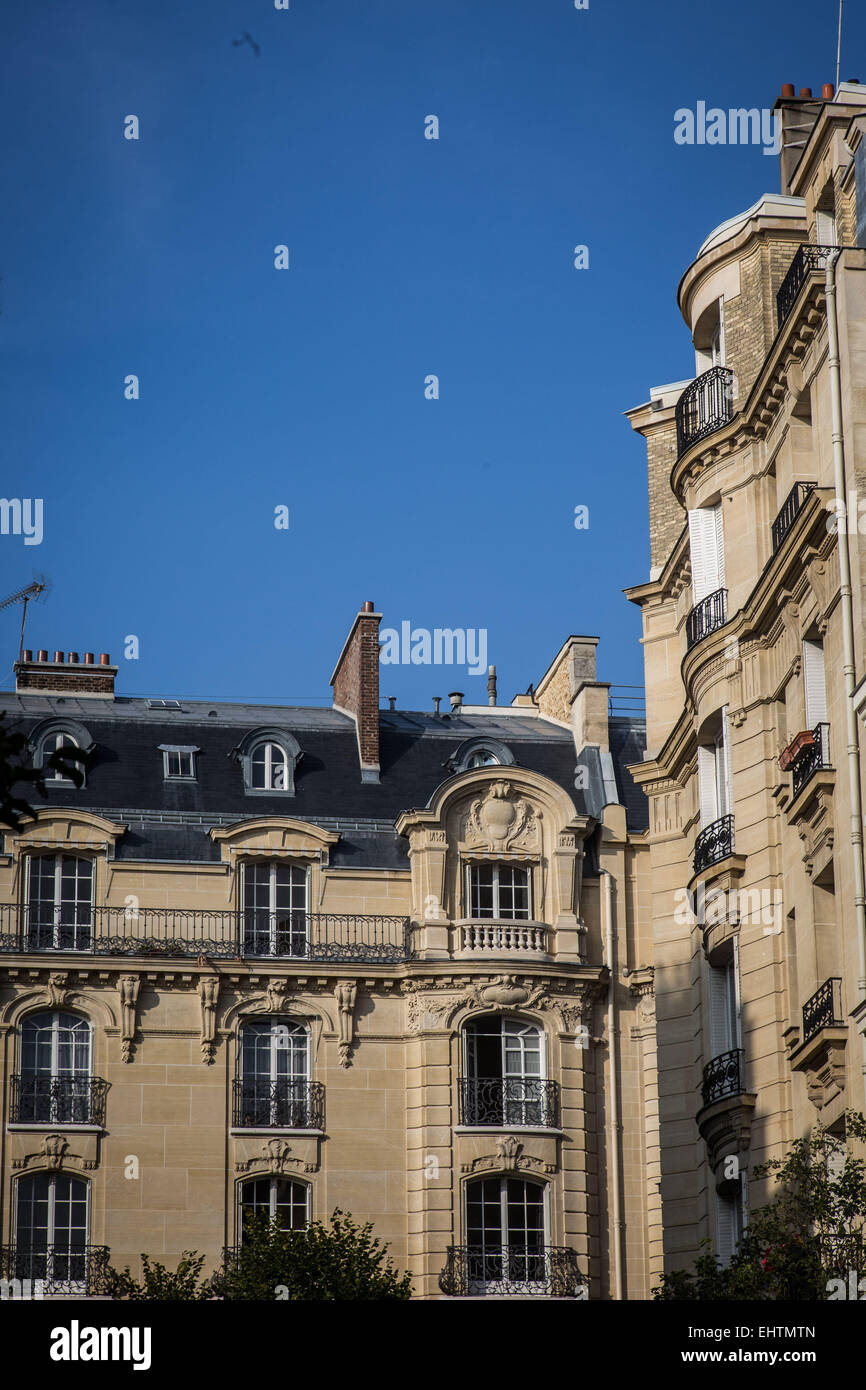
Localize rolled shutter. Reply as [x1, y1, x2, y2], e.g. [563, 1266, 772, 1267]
[803, 640, 827, 727]
[698, 744, 718, 827]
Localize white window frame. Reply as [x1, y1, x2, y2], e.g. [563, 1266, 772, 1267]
[159, 745, 198, 780]
[13, 1172, 91, 1293]
[41, 732, 80, 784]
[463, 1175, 550, 1293]
[238, 1176, 310, 1238]
[465, 862, 532, 921]
[25, 854, 94, 952]
[250, 741, 290, 791]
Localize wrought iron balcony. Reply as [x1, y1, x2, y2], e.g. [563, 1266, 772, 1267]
[459, 1077, 560, 1129]
[701, 1048, 745, 1107]
[686, 588, 727, 650]
[791, 723, 831, 800]
[439, 1244, 582, 1297]
[675, 366, 734, 458]
[10, 1075, 109, 1127]
[0, 1244, 114, 1296]
[692, 814, 734, 876]
[0, 905, 411, 963]
[776, 244, 837, 330]
[232, 1079, 324, 1129]
[772, 481, 817, 552]
[802, 977, 843, 1044]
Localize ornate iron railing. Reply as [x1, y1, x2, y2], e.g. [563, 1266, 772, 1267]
[439, 1244, 582, 1297]
[701, 1048, 745, 1107]
[459, 1077, 560, 1128]
[772, 481, 817, 552]
[802, 977, 843, 1043]
[0, 905, 411, 963]
[0, 1244, 114, 1296]
[232, 1079, 324, 1129]
[819, 1231, 865, 1277]
[460, 923, 548, 953]
[686, 588, 727, 651]
[675, 366, 734, 458]
[10, 1075, 109, 1127]
[791, 723, 831, 800]
[776, 244, 837, 329]
[693, 814, 734, 876]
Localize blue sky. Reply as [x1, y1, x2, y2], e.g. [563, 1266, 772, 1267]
[2, 0, 863, 708]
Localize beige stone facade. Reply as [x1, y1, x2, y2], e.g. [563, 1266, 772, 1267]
[626, 83, 866, 1274]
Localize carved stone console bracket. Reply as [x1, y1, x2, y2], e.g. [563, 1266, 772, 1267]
[334, 980, 358, 1067]
[117, 974, 141, 1063]
[199, 975, 220, 1064]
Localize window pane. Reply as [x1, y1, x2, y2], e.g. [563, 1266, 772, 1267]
[470, 864, 495, 918]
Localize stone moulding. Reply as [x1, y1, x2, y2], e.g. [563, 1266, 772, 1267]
[696, 1091, 757, 1177]
[789, 1025, 848, 1112]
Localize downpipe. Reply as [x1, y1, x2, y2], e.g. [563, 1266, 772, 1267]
[602, 869, 624, 1299]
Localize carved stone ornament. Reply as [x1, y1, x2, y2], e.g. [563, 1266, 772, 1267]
[12, 1133, 97, 1172]
[47, 973, 70, 1009]
[266, 978, 291, 1013]
[199, 976, 220, 1064]
[334, 980, 358, 1067]
[461, 1136, 556, 1177]
[117, 974, 141, 1063]
[235, 1137, 317, 1176]
[462, 782, 541, 851]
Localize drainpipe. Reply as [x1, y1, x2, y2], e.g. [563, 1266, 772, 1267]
[602, 869, 624, 1299]
[825, 252, 866, 1083]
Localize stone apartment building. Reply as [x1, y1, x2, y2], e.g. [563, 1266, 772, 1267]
[626, 80, 866, 1273]
[0, 606, 655, 1299]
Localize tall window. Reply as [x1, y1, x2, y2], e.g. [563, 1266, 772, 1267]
[467, 863, 531, 920]
[465, 1177, 547, 1291]
[708, 942, 740, 1059]
[238, 1020, 311, 1128]
[463, 1017, 547, 1126]
[240, 1178, 309, 1238]
[715, 1174, 747, 1264]
[250, 742, 290, 790]
[19, 1012, 92, 1124]
[14, 1173, 90, 1290]
[26, 855, 93, 952]
[688, 504, 726, 605]
[802, 639, 828, 728]
[242, 862, 308, 957]
[41, 732, 79, 784]
[697, 709, 732, 828]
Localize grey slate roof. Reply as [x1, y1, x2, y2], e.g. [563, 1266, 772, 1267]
[1, 692, 647, 868]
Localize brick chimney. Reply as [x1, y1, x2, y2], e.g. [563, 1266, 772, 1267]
[14, 650, 117, 698]
[330, 602, 381, 782]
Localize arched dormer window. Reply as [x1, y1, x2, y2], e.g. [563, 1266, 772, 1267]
[29, 719, 93, 787]
[233, 729, 302, 797]
[445, 737, 516, 775]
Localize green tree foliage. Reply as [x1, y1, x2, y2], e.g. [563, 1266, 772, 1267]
[0, 712, 91, 830]
[111, 1252, 216, 1301]
[654, 1111, 866, 1300]
[215, 1209, 413, 1301]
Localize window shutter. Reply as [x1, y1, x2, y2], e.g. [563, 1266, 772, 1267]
[715, 1190, 737, 1265]
[803, 640, 827, 728]
[698, 745, 718, 827]
[709, 964, 733, 1055]
[816, 208, 837, 246]
[688, 506, 724, 603]
[714, 503, 726, 590]
[715, 708, 733, 818]
[730, 936, 742, 1050]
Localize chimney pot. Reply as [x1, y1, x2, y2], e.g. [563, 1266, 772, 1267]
[37, 650, 47, 662]
[433, 697, 441, 714]
[449, 691, 464, 712]
[799, 87, 813, 98]
[54, 651, 64, 663]
[84, 652, 94, 664]
[68, 652, 79, 664]
[362, 600, 374, 613]
[23, 649, 32, 662]
[781, 83, 795, 97]
[822, 83, 835, 100]
[388, 696, 396, 711]
[99, 653, 110, 665]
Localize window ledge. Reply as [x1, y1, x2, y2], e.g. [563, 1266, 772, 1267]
[229, 1127, 324, 1138]
[453, 1125, 565, 1137]
[7, 1122, 104, 1133]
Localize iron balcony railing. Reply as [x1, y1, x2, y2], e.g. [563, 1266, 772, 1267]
[791, 723, 831, 800]
[701, 1048, 745, 1107]
[819, 1232, 865, 1278]
[802, 977, 843, 1044]
[693, 814, 734, 876]
[10, 1075, 109, 1127]
[776, 244, 838, 330]
[0, 1244, 114, 1296]
[686, 588, 727, 651]
[772, 481, 817, 552]
[675, 365, 734, 458]
[232, 1079, 325, 1130]
[0, 905, 411, 963]
[439, 1244, 582, 1298]
[459, 1077, 560, 1129]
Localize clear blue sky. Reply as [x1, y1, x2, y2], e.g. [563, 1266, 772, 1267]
[2, 0, 862, 707]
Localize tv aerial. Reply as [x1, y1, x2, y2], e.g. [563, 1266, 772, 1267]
[0, 575, 51, 661]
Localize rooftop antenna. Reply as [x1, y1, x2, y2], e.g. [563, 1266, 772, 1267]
[0, 576, 50, 661]
[836, 0, 843, 90]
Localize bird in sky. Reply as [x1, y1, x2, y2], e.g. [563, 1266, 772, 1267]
[232, 31, 261, 56]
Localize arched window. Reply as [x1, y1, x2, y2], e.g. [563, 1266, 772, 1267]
[236, 1020, 317, 1128]
[464, 1176, 547, 1292]
[28, 719, 92, 787]
[251, 742, 289, 791]
[239, 1178, 309, 1239]
[42, 732, 79, 783]
[446, 737, 515, 774]
[14, 1173, 91, 1292]
[17, 1012, 95, 1124]
[462, 1016, 551, 1126]
[26, 854, 93, 952]
[466, 749, 500, 768]
[242, 861, 308, 958]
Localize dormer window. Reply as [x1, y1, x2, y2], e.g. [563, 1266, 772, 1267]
[234, 729, 301, 797]
[447, 737, 515, 775]
[160, 745, 198, 780]
[29, 719, 93, 789]
[43, 732, 79, 783]
[467, 749, 499, 768]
